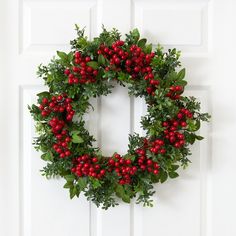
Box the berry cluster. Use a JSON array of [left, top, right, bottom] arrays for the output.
[[64, 52, 98, 84], [166, 85, 183, 100], [38, 94, 75, 158], [98, 41, 159, 94], [162, 108, 193, 148], [71, 155, 106, 179], [38, 94, 75, 121], [51, 125, 71, 158], [149, 139, 166, 154], [135, 149, 160, 175], [108, 154, 138, 185]]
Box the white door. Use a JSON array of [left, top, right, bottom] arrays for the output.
[[1, 0, 236, 235]]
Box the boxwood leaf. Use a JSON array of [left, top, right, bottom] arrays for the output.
[[37, 91, 50, 99], [177, 68, 186, 80], [64, 174, 75, 182], [169, 172, 179, 178], [98, 54, 106, 65], [131, 28, 140, 41], [195, 135, 204, 140], [115, 185, 130, 203], [144, 43, 152, 54], [77, 178, 87, 190], [72, 133, 84, 143], [57, 51, 67, 60], [87, 61, 98, 69], [138, 38, 147, 48], [160, 171, 168, 183], [41, 152, 53, 161], [63, 182, 74, 189]]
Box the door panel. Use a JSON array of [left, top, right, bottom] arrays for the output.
[[1, 0, 236, 236]]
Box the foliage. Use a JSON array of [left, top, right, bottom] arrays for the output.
[[29, 26, 210, 210]]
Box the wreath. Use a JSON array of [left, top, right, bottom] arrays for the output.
[[29, 26, 210, 209]]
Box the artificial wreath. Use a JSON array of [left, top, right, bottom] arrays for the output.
[[29, 26, 210, 209]]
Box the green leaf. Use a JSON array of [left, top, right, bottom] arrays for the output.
[[115, 185, 130, 203], [69, 186, 77, 199], [46, 74, 54, 83], [98, 54, 106, 65], [169, 172, 179, 178], [57, 51, 72, 66], [195, 120, 201, 131], [63, 182, 74, 189], [151, 174, 160, 183], [64, 174, 75, 182], [184, 132, 196, 144], [68, 52, 74, 61], [87, 61, 98, 69], [122, 194, 130, 203], [72, 132, 84, 143], [195, 135, 204, 140], [138, 38, 147, 48], [41, 152, 53, 161], [176, 80, 187, 86], [57, 51, 68, 60], [131, 28, 140, 41], [171, 165, 179, 171], [77, 178, 87, 190], [186, 119, 201, 132], [144, 43, 152, 54], [177, 68, 186, 80], [37, 91, 50, 99], [160, 171, 168, 183], [91, 178, 101, 189]]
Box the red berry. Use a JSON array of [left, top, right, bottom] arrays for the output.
[[147, 159, 153, 166], [177, 113, 183, 119], [175, 86, 182, 91], [126, 159, 131, 165], [179, 140, 185, 145], [72, 66, 79, 73], [125, 60, 132, 66], [162, 121, 169, 127], [177, 133, 184, 140], [153, 169, 159, 175], [75, 51, 81, 58], [160, 149, 166, 154], [85, 56, 91, 62], [172, 121, 179, 127], [146, 87, 153, 94], [42, 98, 48, 104], [68, 78, 74, 84], [65, 151, 71, 156], [187, 113, 193, 118], [60, 153, 65, 158], [57, 95, 63, 101], [39, 104, 44, 110], [114, 58, 120, 65], [41, 111, 48, 117], [174, 142, 181, 148], [64, 68, 70, 75], [134, 66, 140, 73]]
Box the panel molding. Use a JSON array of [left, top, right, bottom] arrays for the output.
[[19, 85, 91, 236], [19, 0, 96, 54], [132, 86, 211, 236], [132, 0, 209, 54]]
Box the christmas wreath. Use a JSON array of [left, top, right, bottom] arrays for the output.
[[29, 26, 210, 209]]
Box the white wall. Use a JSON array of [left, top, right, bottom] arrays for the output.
[[0, 0, 236, 236]]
